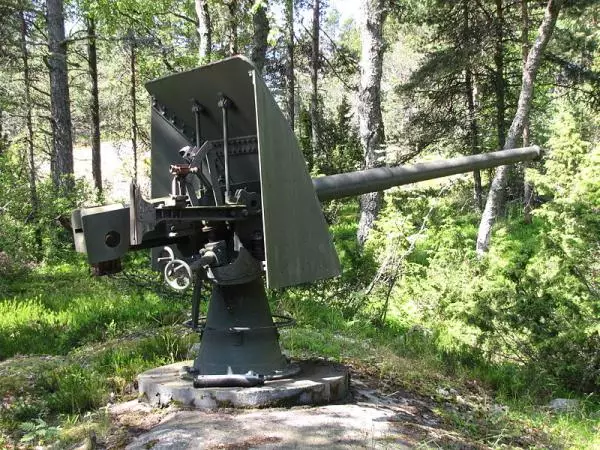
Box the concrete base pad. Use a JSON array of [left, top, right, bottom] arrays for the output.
[[138, 360, 349, 409]]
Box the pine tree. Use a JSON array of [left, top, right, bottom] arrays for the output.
[[357, 0, 388, 245]]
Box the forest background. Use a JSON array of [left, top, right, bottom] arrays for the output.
[[0, 0, 598, 447]]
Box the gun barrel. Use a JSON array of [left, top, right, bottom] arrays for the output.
[[312, 146, 541, 201]]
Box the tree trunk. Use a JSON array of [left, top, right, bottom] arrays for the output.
[[46, 0, 73, 190], [285, 0, 295, 131], [195, 0, 212, 62], [463, 1, 482, 210], [494, 0, 506, 150], [0, 109, 4, 154], [476, 0, 563, 255], [250, 0, 269, 74], [20, 11, 42, 257], [227, 0, 238, 55], [357, 0, 388, 245], [466, 68, 482, 211], [87, 16, 102, 198], [130, 39, 138, 182], [310, 0, 320, 166], [521, 0, 534, 224]]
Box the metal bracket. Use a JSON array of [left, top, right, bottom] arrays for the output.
[[130, 183, 161, 246], [207, 247, 263, 285]]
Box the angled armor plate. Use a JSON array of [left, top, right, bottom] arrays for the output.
[[251, 70, 340, 288]]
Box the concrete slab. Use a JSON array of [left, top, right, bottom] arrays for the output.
[[138, 360, 349, 409]]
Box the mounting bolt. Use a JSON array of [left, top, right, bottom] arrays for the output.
[[217, 94, 231, 109], [191, 101, 204, 114]]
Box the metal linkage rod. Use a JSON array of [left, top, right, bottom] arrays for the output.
[[218, 95, 231, 203], [192, 101, 203, 147], [312, 146, 541, 201]]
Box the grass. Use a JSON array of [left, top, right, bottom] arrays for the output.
[[0, 260, 187, 359], [0, 258, 197, 446], [277, 293, 600, 449], [0, 258, 598, 448]]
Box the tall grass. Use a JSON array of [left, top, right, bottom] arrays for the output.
[[0, 262, 187, 359], [0, 260, 197, 446]]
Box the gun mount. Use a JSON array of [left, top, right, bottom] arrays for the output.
[[71, 57, 540, 399]]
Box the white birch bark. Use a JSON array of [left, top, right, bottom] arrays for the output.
[[476, 0, 563, 255], [195, 0, 212, 62]]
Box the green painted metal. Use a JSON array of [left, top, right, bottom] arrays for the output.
[[146, 57, 259, 197], [252, 70, 341, 289], [72, 204, 129, 264], [150, 109, 190, 198], [313, 146, 541, 201], [144, 56, 340, 289], [194, 277, 288, 375]]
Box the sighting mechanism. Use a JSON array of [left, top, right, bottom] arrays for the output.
[[71, 57, 541, 390]]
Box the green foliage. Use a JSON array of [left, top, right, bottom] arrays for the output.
[[358, 102, 600, 395], [19, 418, 60, 446], [297, 95, 362, 176], [0, 262, 188, 359], [39, 366, 107, 414], [0, 261, 195, 444], [0, 143, 93, 265]]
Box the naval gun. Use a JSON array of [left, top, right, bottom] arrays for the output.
[[71, 56, 540, 387]]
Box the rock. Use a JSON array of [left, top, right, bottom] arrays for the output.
[[547, 398, 579, 412], [138, 360, 349, 409], [435, 387, 457, 399], [186, 343, 200, 360], [436, 388, 450, 398], [490, 404, 508, 415]]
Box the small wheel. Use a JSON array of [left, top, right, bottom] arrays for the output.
[[164, 259, 192, 291]]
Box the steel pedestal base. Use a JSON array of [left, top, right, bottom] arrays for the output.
[[193, 277, 291, 377]]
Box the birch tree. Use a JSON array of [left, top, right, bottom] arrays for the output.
[[476, 0, 563, 254], [195, 0, 212, 62], [357, 0, 388, 245], [521, 0, 534, 223]]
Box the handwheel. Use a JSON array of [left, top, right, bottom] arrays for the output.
[[164, 259, 192, 291]]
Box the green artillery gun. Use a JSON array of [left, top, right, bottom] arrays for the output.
[[72, 56, 540, 388]]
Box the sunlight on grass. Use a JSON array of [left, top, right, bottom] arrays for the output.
[[0, 259, 597, 448]]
